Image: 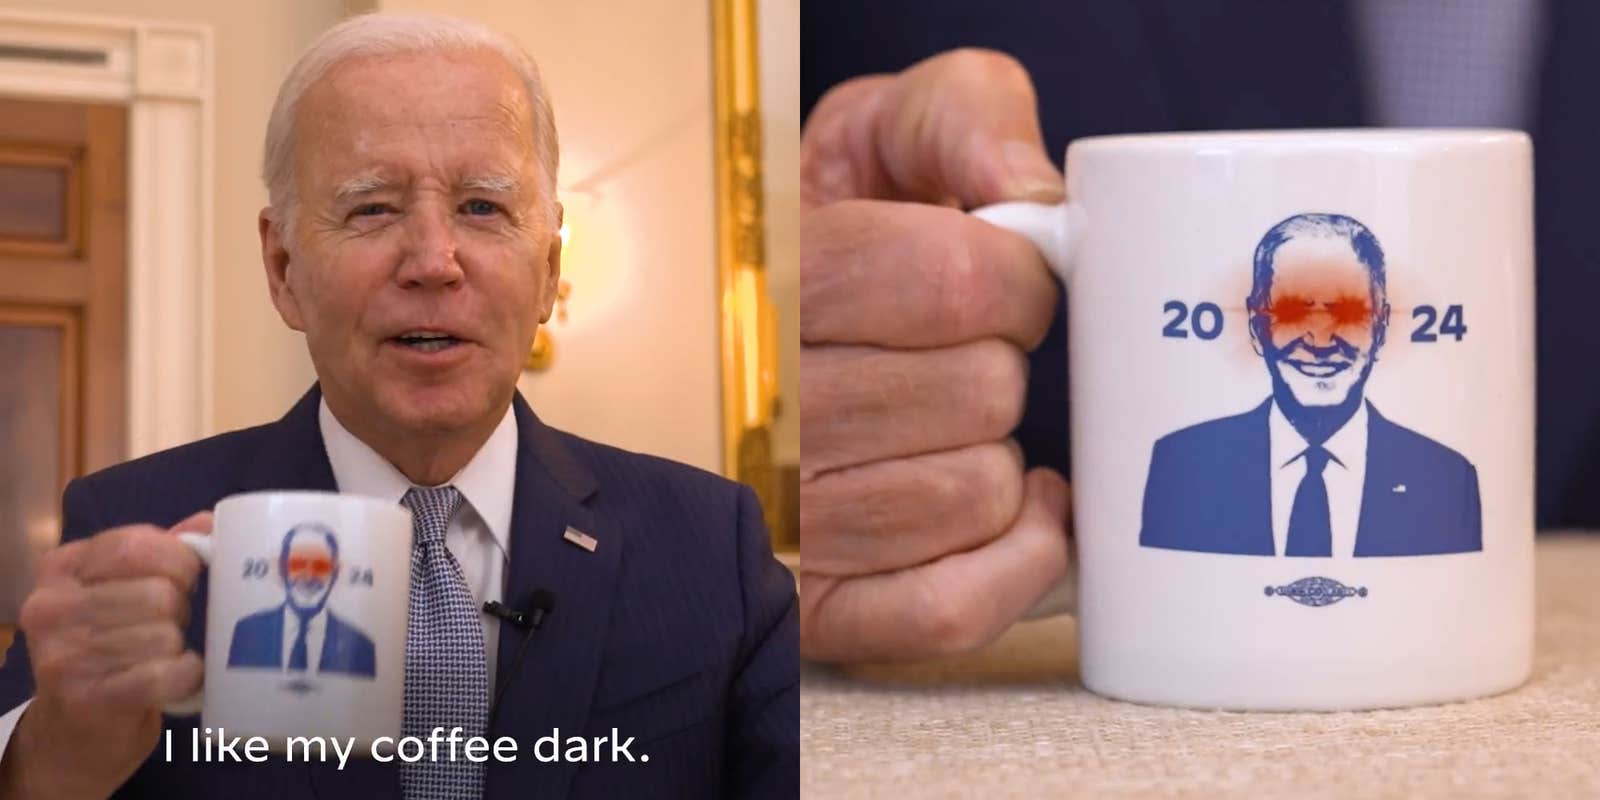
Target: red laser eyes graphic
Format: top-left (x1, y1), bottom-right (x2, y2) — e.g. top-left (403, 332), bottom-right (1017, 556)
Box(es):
top-left (1263, 294), bottom-right (1372, 329)
top-left (287, 554), bottom-right (333, 579)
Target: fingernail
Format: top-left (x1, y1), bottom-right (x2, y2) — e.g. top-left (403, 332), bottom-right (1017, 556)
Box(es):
top-left (802, 153), bottom-right (857, 207)
top-left (997, 140), bottom-right (1064, 202)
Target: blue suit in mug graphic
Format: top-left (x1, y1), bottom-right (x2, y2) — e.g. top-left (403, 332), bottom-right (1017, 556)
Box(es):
top-left (1140, 213), bottom-right (1482, 558)
top-left (227, 523), bottom-right (376, 676)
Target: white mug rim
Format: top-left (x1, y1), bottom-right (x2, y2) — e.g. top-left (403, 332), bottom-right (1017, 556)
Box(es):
top-left (215, 490), bottom-right (412, 522)
top-left (1068, 127), bottom-right (1528, 155)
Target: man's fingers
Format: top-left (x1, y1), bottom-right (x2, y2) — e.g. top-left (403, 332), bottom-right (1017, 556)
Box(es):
top-left (169, 511), bottom-right (214, 535)
top-left (802, 199), bottom-right (1057, 349)
top-left (801, 440), bottom-right (1025, 576)
top-left (801, 340), bottom-right (1027, 475)
top-left (89, 651), bottom-right (203, 713)
top-left (86, 622), bottom-right (187, 673)
top-left (802, 48), bottom-right (1062, 208)
top-left (81, 578), bottom-right (192, 630)
top-left (801, 75), bottom-right (895, 208)
top-left (31, 539), bottom-right (88, 585)
top-left (800, 468), bottom-right (1070, 663)
top-left (73, 526), bottom-right (204, 593)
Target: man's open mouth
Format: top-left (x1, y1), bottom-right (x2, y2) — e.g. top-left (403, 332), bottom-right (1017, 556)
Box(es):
top-left (1286, 359), bottom-right (1351, 378)
top-left (391, 330), bottom-right (464, 352)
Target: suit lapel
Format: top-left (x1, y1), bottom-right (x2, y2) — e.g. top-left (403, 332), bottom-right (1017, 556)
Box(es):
top-left (1355, 401), bottom-right (1396, 556)
top-left (1244, 399), bottom-right (1276, 555)
top-left (486, 394), bottom-right (614, 800)
top-left (238, 385), bottom-right (339, 495)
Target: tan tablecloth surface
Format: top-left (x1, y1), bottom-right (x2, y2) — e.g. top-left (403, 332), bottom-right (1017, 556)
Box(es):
top-left (802, 534), bottom-right (1600, 799)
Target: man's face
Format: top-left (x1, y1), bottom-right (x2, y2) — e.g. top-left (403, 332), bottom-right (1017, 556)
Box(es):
top-left (1253, 236), bottom-right (1384, 407)
top-left (262, 50), bottom-right (560, 440)
top-left (283, 528), bottom-right (338, 611)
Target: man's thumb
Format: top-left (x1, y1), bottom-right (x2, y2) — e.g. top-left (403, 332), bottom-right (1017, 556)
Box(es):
top-left (803, 48), bottom-right (1063, 208)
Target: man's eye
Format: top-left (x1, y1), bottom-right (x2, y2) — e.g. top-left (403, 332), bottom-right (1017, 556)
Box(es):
top-left (1268, 295), bottom-right (1313, 324)
top-left (461, 198), bottom-right (501, 216)
top-left (350, 203), bottom-right (392, 217)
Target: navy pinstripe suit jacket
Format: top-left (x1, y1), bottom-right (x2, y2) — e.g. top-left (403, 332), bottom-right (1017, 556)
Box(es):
top-left (0, 385), bottom-right (799, 799)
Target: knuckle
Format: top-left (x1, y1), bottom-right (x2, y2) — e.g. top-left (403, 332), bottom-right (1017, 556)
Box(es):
top-left (912, 580), bottom-right (993, 655)
top-left (34, 647), bottom-right (75, 686)
top-left (118, 660), bottom-right (163, 705)
top-left (18, 586), bottom-right (76, 634)
top-left (146, 580), bottom-right (185, 621)
top-left (36, 543), bottom-right (78, 577)
top-left (964, 341), bottom-right (1028, 434)
top-left (950, 445), bottom-right (1025, 532)
top-left (97, 527), bottom-right (145, 570)
top-left (16, 591), bottom-right (49, 634)
top-left (930, 235), bottom-right (986, 334)
top-left (154, 624), bottom-right (185, 658)
top-left (917, 456), bottom-right (969, 517)
top-left (58, 682), bottom-right (96, 715)
top-left (942, 48), bottom-right (1030, 88)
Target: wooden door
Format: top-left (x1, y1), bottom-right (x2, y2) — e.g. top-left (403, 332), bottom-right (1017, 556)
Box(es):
top-left (0, 97), bottom-right (127, 656)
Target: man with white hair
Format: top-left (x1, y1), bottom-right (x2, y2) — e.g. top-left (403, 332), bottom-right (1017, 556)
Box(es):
top-left (0, 12), bottom-right (797, 799)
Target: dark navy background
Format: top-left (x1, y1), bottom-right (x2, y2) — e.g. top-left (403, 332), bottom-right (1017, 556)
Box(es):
top-left (803, 0), bottom-right (1600, 528)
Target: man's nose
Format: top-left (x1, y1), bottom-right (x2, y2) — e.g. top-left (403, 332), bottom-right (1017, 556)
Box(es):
top-left (1294, 315), bottom-right (1342, 348)
top-left (396, 204), bottom-right (464, 288)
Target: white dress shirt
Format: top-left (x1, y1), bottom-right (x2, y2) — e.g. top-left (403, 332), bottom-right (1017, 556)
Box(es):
top-left (1268, 399), bottom-right (1369, 559)
top-left (0, 398), bottom-right (518, 758)
top-left (319, 398), bottom-right (517, 684)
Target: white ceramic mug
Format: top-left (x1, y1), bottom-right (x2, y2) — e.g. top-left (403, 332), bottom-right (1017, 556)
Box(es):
top-left (977, 129), bottom-right (1534, 710)
top-left (166, 491), bottom-right (413, 751)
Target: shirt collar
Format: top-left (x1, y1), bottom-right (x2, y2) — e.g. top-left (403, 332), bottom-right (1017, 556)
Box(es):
top-left (317, 398), bottom-right (516, 560)
top-left (283, 604), bottom-right (326, 630)
top-left (1268, 398), bottom-right (1369, 470)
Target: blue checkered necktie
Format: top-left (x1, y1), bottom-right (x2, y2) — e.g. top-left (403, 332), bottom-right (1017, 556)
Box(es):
top-left (400, 486), bottom-right (488, 800)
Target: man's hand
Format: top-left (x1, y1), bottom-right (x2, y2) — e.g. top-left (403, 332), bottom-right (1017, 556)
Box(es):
top-left (0, 512), bottom-right (211, 800)
top-left (800, 49), bottom-right (1071, 663)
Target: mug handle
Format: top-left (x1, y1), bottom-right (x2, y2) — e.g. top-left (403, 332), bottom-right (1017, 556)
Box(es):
top-left (972, 200), bottom-right (1080, 618)
top-left (162, 531), bottom-right (212, 716)
top-left (971, 200), bottom-right (1077, 280)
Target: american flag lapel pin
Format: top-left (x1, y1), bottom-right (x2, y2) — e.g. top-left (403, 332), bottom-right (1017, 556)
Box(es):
top-left (563, 526), bottom-right (598, 552)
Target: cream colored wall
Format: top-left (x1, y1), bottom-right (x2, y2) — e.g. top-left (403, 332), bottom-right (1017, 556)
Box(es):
top-left (373, 0), bottom-right (724, 473)
top-left (0, 0), bottom-right (340, 434)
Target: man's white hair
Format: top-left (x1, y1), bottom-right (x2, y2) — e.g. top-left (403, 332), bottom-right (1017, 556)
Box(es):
top-left (261, 12), bottom-right (559, 237)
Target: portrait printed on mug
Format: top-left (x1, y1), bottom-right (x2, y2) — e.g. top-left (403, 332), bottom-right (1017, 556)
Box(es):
top-left (1139, 213), bottom-right (1483, 563)
top-left (227, 523), bottom-right (379, 682)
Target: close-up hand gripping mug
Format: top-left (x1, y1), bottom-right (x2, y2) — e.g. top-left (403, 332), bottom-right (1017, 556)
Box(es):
top-left (975, 130), bottom-right (1534, 711)
top-left (165, 491), bottom-right (415, 751)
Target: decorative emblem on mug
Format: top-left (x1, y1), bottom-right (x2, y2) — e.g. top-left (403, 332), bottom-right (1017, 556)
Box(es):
top-left (1140, 213), bottom-right (1484, 558)
top-left (226, 523), bottom-right (377, 678)
top-left (1265, 576), bottom-right (1368, 607)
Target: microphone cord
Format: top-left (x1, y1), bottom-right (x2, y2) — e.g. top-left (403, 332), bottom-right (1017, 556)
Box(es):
top-left (488, 615), bottom-right (542, 733)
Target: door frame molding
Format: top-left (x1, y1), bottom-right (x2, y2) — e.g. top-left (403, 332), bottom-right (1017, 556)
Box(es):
top-left (0, 8), bottom-right (212, 457)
